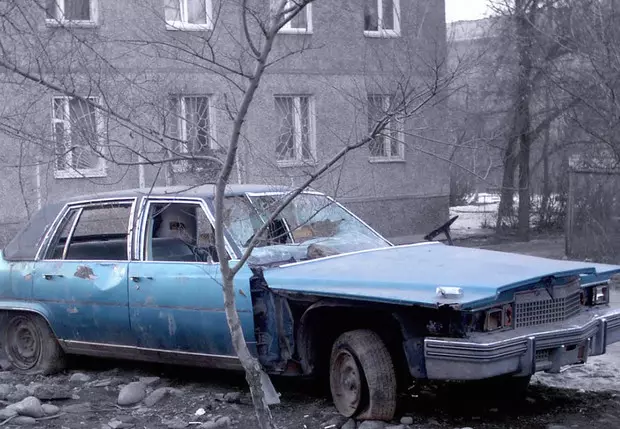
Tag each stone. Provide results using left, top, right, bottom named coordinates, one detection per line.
left=400, top=416, right=414, bottom=425
left=138, top=377, right=160, bottom=386
left=223, top=392, right=241, bottom=403
left=0, top=407, right=18, bottom=419
left=144, top=387, right=181, bottom=407
left=7, top=386, right=30, bottom=403
left=117, top=382, right=146, bottom=406
left=386, top=426, right=408, bottom=429
left=213, top=393, right=225, bottom=402
left=0, top=384, right=12, bottom=400
left=215, top=416, right=231, bottom=427
left=198, top=422, right=218, bottom=429
left=32, top=384, right=72, bottom=400
left=12, top=396, right=45, bottom=418
left=42, top=404, right=60, bottom=416
left=62, top=402, right=92, bottom=414
left=0, top=371, right=13, bottom=380
left=163, top=417, right=188, bottom=429
left=322, top=415, right=349, bottom=429
left=69, top=372, right=92, bottom=384
left=358, top=422, right=386, bottom=429
left=0, top=359, right=12, bottom=371
left=341, top=419, right=356, bottom=429
left=12, top=416, right=36, bottom=425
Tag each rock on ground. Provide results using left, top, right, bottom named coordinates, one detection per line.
left=12, top=415, right=37, bottom=425
left=358, top=421, right=387, bottom=429
left=143, top=387, right=182, bottom=407
left=69, top=372, right=92, bottom=384
left=117, top=382, right=146, bottom=406
left=62, top=402, right=92, bottom=414
left=341, top=419, right=356, bottom=429
left=10, top=396, right=45, bottom=418
left=42, top=404, right=60, bottom=416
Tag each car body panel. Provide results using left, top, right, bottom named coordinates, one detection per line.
left=127, top=261, right=256, bottom=356
left=32, top=260, right=133, bottom=345
left=263, top=242, right=620, bottom=309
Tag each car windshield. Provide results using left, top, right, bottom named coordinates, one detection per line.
left=223, top=193, right=390, bottom=265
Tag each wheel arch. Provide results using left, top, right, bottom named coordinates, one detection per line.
left=295, top=299, right=409, bottom=379
left=0, top=302, right=58, bottom=339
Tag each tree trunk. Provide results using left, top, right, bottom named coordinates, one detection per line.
left=497, top=135, right=518, bottom=230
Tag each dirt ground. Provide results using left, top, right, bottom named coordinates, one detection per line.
left=2, top=234, right=619, bottom=429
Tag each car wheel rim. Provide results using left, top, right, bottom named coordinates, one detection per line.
left=7, top=317, right=41, bottom=370
left=331, top=349, right=362, bottom=417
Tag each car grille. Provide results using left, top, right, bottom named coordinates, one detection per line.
left=514, top=280, right=582, bottom=328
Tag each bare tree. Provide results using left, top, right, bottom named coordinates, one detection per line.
left=0, top=1, right=456, bottom=427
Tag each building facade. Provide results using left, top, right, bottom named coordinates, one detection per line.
left=0, top=0, right=450, bottom=245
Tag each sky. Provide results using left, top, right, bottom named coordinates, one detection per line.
left=445, top=0, right=493, bottom=23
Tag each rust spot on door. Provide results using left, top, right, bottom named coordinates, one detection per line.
left=74, top=265, right=96, bottom=280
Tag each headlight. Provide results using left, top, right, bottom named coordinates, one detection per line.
left=483, top=304, right=513, bottom=331
left=584, top=283, right=610, bottom=306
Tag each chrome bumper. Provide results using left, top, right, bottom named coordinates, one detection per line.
left=423, top=307, right=620, bottom=380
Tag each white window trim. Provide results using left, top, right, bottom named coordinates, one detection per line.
left=276, top=96, right=317, bottom=168
left=278, top=1, right=313, bottom=35
left=52, top=96, right=107, bottom=179
left=170, top=94, right=217, bottom=173
left=368, top=95, right=405, bottom=163
left=45, top=0, right=99, bottom=27
left=364, top=0, right=401, bottom=38
left=165, top=0, right=213, bottom=31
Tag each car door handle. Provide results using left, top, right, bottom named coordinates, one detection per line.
left=130, top=276, right=152, bottom=282
left=43, top=274, right=63, bottom=280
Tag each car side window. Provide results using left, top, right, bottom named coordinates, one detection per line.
left=45, top=202, right=133, bottom=261
left=144, top=202, right=218, bottom=263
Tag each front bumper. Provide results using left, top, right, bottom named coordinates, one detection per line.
left=422, top=306, right=620, bottom=380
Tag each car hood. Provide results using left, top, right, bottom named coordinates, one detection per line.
left=262, top=242, right=620, bottom=309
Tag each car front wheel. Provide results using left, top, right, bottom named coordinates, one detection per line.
left=329, top=329, right=397, bottom=421
left=1, top=313, right=65, bottom=375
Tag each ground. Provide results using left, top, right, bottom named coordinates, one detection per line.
left=2, top=200, right=620, bottom=429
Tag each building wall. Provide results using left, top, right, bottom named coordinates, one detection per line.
left=0, top=0, right=450, bottom=246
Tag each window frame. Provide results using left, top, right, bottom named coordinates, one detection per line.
left=367, top=94, right=405, bottom=163
left=38, top=198, right=137, bottom=262
left=363, top=0, right=401, bottom=38
left=135, top=197, right=234, bottom=262
left=51, top=95, right=107, bottom=179
left=274, top=95, right=317, bottom=167
left=278, top=1, right=313, bottom=35
left=168, top=94, right=217, bottom=173
left=165, top=0, right=213, bottom=31
left=45, top=0, right=99, bottom=27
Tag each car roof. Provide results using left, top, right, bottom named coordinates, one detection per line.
left=57, top=184, right=295, bottom=204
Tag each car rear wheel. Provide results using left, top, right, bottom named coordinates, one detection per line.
left=329, top=329, right=397, bottom=421
left=1, top=313, right=65, bottom=375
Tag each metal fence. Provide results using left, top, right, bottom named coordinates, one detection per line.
left=567, top=159, right=620, bottom=263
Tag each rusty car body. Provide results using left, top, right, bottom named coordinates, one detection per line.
left=1, top=184, right=620, bottom=420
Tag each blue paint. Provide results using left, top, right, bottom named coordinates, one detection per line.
left=127, top=261, right=255, bottom=356
left=263, top=242, right=620, bottom=309
left=32, top=260, right=133, bottom=345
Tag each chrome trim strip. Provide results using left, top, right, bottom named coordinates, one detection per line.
left=60, top=340, right=243, bottom=370
left=62, top=207, right=83, bottom=260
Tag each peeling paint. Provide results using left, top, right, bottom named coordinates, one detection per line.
left=67, top=306, right=78, bottom=314
left=239, top=289, right=246, bottom=298
left=92, top=264, right=126, bottom=291
left=23, top=274, right=32, bottom=281
left=74, top=265, right=96, bottom=280
left=167, top=313, right=176, bottom=336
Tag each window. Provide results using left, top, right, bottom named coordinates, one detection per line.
left=142, top=202, right=217, bottom=262
left=52, top=96, right=106, bottom=179
left=364, top=0, right=400, bottom=37
left=45, top=202, right=133, bottom=261
left=367, top=94, right=404, bottom=161
left=168, top=95, right=216, bottom=172
left=164, top=0, right=212, bottom=30
left=275, top=96, right=315, bottom=166
left=45, top=0, right=98, bottom=26
left=278, top=1, right=313, bottom=34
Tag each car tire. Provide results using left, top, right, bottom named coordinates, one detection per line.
left=1, top=312, right=65, bottom=375
left=329, top=329, right=397, bottom=421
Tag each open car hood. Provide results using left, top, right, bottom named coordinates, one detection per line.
left=262, top=242, right=620, bottom=309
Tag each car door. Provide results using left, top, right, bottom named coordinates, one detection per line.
left=127, top=198, right=255, bottom=359
left=33, top=198, right=135, bottom=346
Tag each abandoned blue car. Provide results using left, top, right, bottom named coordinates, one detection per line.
left=1, top=184, right=620, bottom=420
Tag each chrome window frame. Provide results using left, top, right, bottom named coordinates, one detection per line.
left=135, top=196, right=234, bottom=262
left=35, top=197, right=138, bottom=262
